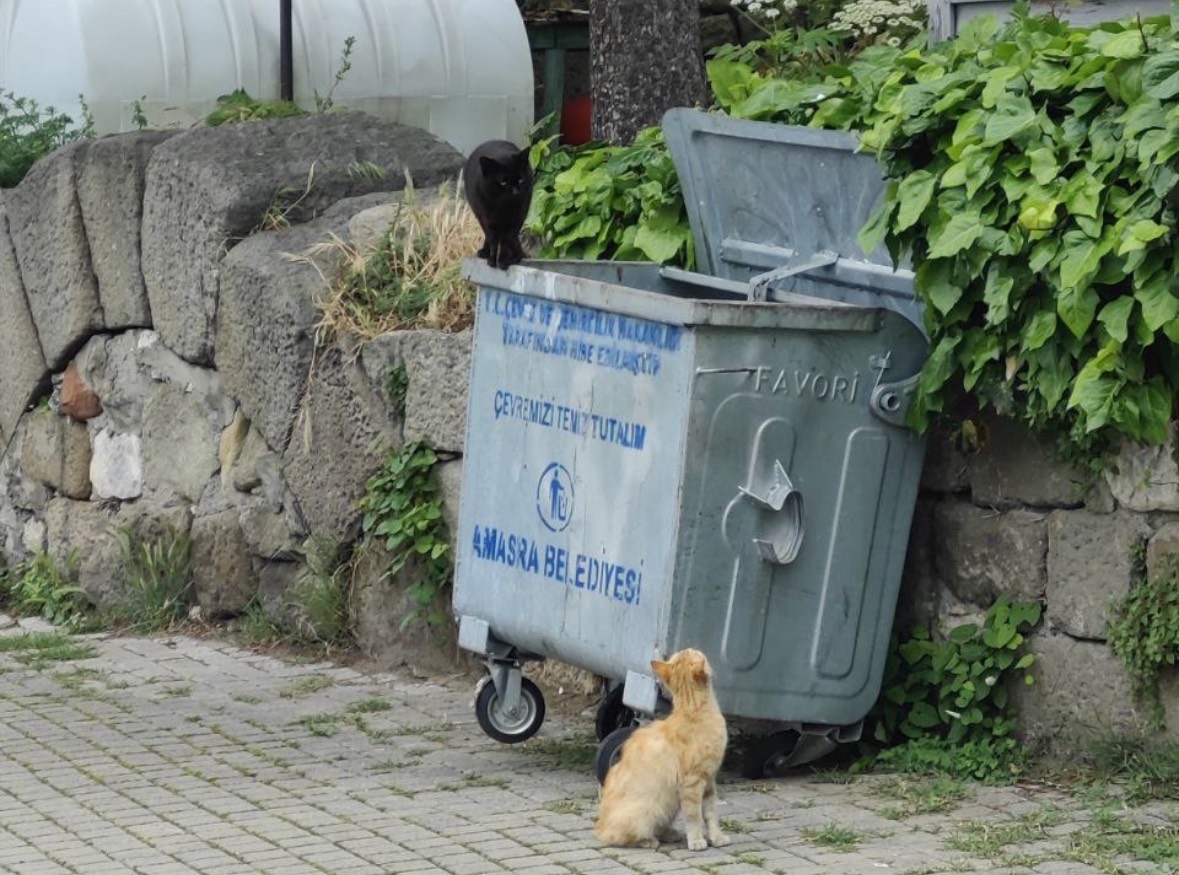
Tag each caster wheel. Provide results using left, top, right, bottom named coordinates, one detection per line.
left=740, top=729, right=802, bottom=779
left=594, top=685, right=637, bottom=741
left=475, top=676, right=546, bottom=744
left=595, top=724, right=638, bottom=785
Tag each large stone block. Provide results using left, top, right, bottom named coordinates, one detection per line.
left=348, top=540, right=462, bottom=676
left=1046, top=510, right=1152, bottom=641
left=77, top=131, right=176, bottom=328
left=0, top=196, right=48, bottom=446
left=401, top=330, right=473, bottom=452
left=966, top=412, right=1085, bottom=509
left=0, top=418, right=52, bottom=514
left=142, top=382, right=224, bottom=504
left=45, top=497, right=190, bottom=610
left=1011, top=630, right=1151, bottom=748
left=1105, top=423, right=1179, bottom=511
left=215, top=218, right=342, bottom=454
left=282, top=346, right=398, bottom=544
left=142, top=112, right=463, bottom=364
left=6, top=141, right=102, bottom=369
left=191, top=510, right=256, bottom=618
left=1146, top=522, right=1179, bottom=582
left=434, top=458, right=464, bottom=551
left=933, top=500, right=1047, bottom=607
left=19, top=409, right=92, bottom=500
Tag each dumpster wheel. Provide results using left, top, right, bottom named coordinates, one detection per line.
left=475, top=676, right=546, bottom=743
left=740, top=729, right=803, bottom=778
left=595, top=725, right=638, bottom=785
left=594, top=685, right=637, bottom=741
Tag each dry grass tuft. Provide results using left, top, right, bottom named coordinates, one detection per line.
left=307, top=176, right=482, bottom=344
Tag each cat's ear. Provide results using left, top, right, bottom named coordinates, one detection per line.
left=650, top=659, right=670, bottom=683
left=479, top=155, right=500, bottom=175
left=514, top=148, right=532, bottom=170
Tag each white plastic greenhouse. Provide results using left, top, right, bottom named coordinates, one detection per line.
left=0, top=0, right=534, bottom=154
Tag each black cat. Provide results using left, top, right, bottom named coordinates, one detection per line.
left=463, top=140, right=534, bottom=270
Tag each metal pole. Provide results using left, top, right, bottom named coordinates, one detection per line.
left=280, top=0, right=293, bottom=102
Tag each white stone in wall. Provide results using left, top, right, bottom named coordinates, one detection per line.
left=90, top=429, right=144, bottom=500
left=21, top=517, right=45, bottom=553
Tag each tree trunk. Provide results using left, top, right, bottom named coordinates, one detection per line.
left=589, top=0, right=707, bottom=145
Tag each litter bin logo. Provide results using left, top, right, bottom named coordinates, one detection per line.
left=537, top=462, right=574, bottom=532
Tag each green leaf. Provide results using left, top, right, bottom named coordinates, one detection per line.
left=1098, top=297, right=1134, bottom=343
left=1143, top=49, right=1179, bottom=98
left=918, top=259, right=964, bottom=315
left=896, top=170, right=937, bottom=232
left=1057, top=282, right=1100, bottom=339
left=1067, top=342, right=1120, bottom=429
left=633, top=222, right=683, bottom=264
left=1135, top=274, right=1179, bottom=330
left=1021, top=308, right=1057, bottom=352
left=1118, top=219, right=1169, bottom=256
left=927, top=211, right=984, bottom=258
left=858, top=202, right=892, bottom=255
left=983, top=96, right=1038, bottom=144
left=1099, top=28, right=1148, bottom=59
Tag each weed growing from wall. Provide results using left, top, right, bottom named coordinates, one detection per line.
left=1108, top=551, right=1179, bottom=727
left=112, top=525, right=193, bottom=632
left=0, top=90, right=92, bottom=188
left=290, top=537, right=352, bottom=646
left=358, top=441, right=451, bottom=628
left=868, top=598, right=1042, bottom=781
left=0, top=550, right=90, bottom=629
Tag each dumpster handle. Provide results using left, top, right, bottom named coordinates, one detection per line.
left=738, top=460, right=804, bottom=565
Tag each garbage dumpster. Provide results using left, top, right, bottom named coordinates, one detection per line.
left=452, top=108, right=928, bottom=775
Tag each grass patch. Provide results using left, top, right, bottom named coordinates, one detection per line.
left=1085, top=735, right=1179, bottom=802
left=720, top=818, right=749, bottom=834
left=309, top=178, right=482, bottom=343
left=371, top=759, right=403, bottom=773
left=53, top=666, right=107, bottom=695
left=160, top=685, right=192, bottom=698
left=233, top=694, right=262, bottom=704
left=800, top=824, right=862, bottom=851
left=347, top=697, right=392, bottom=714
left=947, top=806, right=1066, bottom=856
left=0, top=632, right=97, bottom=667
left=528, top=733, right=598, bottom=771
left=437, top=774, right=509, bottom=791
left=870, top=776, right=970, bottom=819
left=298, top=714, right=341, bottom=737
left=544, top=799, right=586, bottom=814
left=735, top=852, right=765, bottom=866
left=278, top=675, right=334, bottom=699
left=389, top=720, right=454, bottom=737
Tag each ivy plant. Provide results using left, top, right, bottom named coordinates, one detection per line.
left=868, top=598, right=1042, bottom=781
left=1108, top=552, right=1179, bottom=727
left=358, top=441, right=451, bottom=627
left=526, top=126, right=694, bottom=267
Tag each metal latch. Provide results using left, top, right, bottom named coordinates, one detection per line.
left=748, top=250, right=840, bottom=302
left=738, top=460, right=804, bottom=564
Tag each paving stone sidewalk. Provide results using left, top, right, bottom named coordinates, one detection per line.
left=0, top=618, right=1173, bottom=875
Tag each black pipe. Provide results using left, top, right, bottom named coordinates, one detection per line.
left=280, top=0, right=293, bottom=102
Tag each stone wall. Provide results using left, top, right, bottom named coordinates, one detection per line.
left=0, top=113, right=471, bottom=677
left=906, top=414, right=1179, bottom=748
left=1, top=113, right=1176, bottom=752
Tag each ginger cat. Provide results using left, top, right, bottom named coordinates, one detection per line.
left=595, top=648, right=730, bottom=851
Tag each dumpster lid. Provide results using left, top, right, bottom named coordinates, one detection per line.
left=661, top=108, right=922, bottom=329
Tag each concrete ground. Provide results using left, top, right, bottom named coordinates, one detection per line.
left=0, top=615, right=1175, bottom=875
